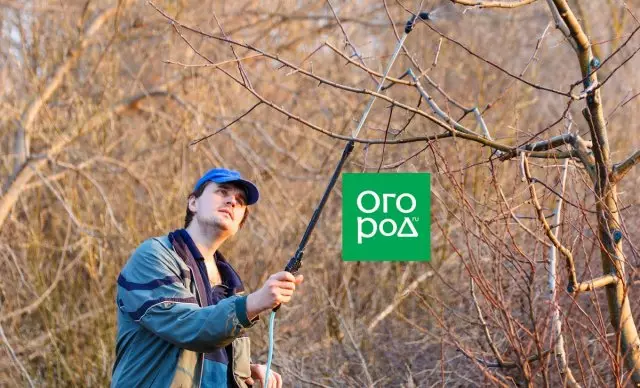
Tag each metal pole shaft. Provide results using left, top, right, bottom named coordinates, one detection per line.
left=351, top=32, right=408, bottom=139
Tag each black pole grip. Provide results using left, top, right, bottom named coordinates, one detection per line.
left=272, top=140, right=355, bottom=313
left=272, top=251, right=304, bottom=312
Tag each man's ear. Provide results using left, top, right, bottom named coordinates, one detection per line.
left=188, top=195, right=197, bottom=213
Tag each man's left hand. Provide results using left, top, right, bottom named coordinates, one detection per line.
left=245, top=363, right=282, bottom=388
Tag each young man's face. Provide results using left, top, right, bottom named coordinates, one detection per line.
left=189, top=182, right=248, bottom=235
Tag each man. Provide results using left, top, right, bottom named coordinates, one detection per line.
left=112, top=168, right=303, bottom=388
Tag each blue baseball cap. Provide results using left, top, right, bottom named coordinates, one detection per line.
left=193, top=168, right=259, bottom=205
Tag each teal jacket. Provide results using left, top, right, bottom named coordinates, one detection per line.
left=111, top=236, right=256, bottom=387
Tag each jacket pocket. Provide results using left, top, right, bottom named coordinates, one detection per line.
left=231, top=337, right=251, bottom=388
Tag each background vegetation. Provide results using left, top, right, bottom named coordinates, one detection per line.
left=1, top=0, right=639, bottom=386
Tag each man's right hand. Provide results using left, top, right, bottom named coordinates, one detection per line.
left=246, top=271, right=304, bottom=320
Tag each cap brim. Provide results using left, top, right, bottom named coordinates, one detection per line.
left=218, top=177, right=260, bottom=205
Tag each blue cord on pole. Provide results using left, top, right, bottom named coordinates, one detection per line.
left=263, top=311, right=276, bottom=388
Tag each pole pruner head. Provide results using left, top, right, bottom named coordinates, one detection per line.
left=404, top=11, right=430, bottom=34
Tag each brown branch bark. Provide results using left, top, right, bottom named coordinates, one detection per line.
left=573, top=274, right=619, bottom=293
left=611, top=149, right=640, bottom=183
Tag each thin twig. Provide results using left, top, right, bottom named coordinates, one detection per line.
left=570, top=24, right=640, bottom=88
left=547, top=158, right=581, bottom=387
left=406, top=69, right=477, bottom=135
left=326, top=0, right=377, bottom=86
left=0, top=322, right=35, bottom=388
left=367, top=271, right=434, bottom=332
left=376, top=105, right=394, bottom=172
left=529, top=176, right=597, bottom=214
left=163, top=53, right=263, bottom=69
left=151, top=4, right=579, bottom=159
left=433, top=37, right=442, bottom=67
left=322, top=289, right=374, bottom=387
left=451, top=0, right=538, bottom=8
left=1, top=220, right=76, bottom=323
left=27, top=165, right=96, bottom=236
left=522, top=155, right=578, bottom=287
left=324, top=42, right=414, bottom=86
left=470, top=278, right=505, bottom=366
left=212, top=11, right=253, bottom=89
left=410, top=14, right=582, bottom=99
left=190, top=102, right=262, bottom=145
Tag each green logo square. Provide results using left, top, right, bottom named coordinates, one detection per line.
left=342, top=173, right=431, bottom=261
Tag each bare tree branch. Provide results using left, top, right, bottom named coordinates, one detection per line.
left=0, top=89, right=170, bottom=229
left=190, top=102, right=263, bottom=145
left=470, top=278, right=505, bottom=366
left=550, top=0, right=640, bottom=381
left=406, top=68, right=477, bottom=136
left=611, top=149, right=640, bottom=183
left=9, top=2, right=130, bottom=184
left=451, top=0, right=538, bottom=8
left=0, top=322, right=35, bottom=388
left=155, top=4, right=580, bottom=161
left=573, top=274, right=619, bottom=292
left=522, top=155, right=578, bottom=287
left=544, top=0, right=573, bottom=43
left=412, top=15, right=584, bottom=99
left=546, top=158, right=581, bottom=387
left=367, top=270, right=434, bottom=333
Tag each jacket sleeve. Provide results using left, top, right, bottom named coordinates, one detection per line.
left=116, top=238, right=257, bottom=353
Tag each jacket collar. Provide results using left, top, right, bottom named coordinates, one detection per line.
left=171, top=229, right=245, bottom=294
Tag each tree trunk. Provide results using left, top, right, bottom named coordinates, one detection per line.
left=552, top=0, right=640, bottom=383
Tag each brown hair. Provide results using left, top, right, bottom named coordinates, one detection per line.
left=184, top=181, right=250, bottom=229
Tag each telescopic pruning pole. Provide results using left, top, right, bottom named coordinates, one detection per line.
left=263, top=11, right=430, bottom=388
left=276, top=11, right=430, bottom=285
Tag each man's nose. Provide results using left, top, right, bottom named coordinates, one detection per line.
left=226, top=195, right=238, bottom=206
